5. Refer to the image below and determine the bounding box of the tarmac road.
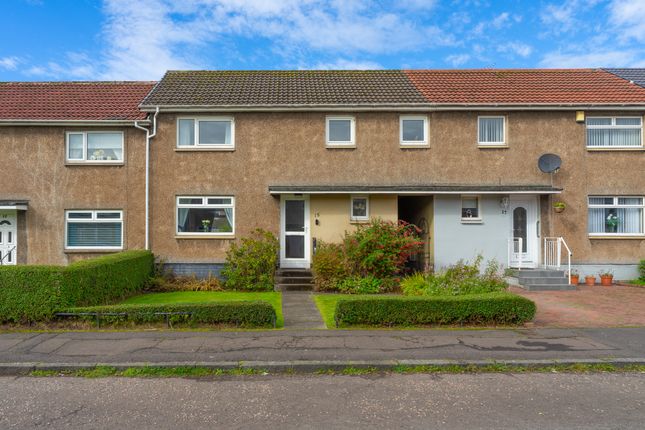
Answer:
[1,372,644,429]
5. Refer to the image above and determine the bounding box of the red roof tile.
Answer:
[0,81,156,121]
[404,69,645,105]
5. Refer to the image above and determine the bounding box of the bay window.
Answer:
[588,196,644,236]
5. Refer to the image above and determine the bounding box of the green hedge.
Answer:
[0,250,153,323]
[334,293,536,327]
[60,301,276,328]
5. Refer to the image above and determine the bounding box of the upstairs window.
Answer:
[65,210,123,249]
[177,117,234,149]
[586,117,642,148]
[176,196,235,235]
[588,196,644,236]
[350,195,369,221]
[326,116,355,147]
[478,116,505,146]
[400,115,428,146]
[66,132,124,163]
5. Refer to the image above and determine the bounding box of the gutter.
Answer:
[134,107,159,250]
[0,119,150,126]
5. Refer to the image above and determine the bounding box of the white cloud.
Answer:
[0,56,21,71]
[539,50,645,68]
[497,42,532,58]
[490,12,510,29]
[540,0,602,35]
[609,0,645,42]
[445,54,470,67]
[308,59,383,70]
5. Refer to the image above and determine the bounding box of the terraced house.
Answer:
[1,69,644,282]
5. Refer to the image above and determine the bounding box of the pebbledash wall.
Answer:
[2,126,147,265]
[147,110,644,280]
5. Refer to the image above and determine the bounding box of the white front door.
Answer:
[0,210,17,265]
[509,196,539,268]
[280,195,310,268]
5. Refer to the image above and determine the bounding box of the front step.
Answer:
[275,268,313,292]
[515,268,576,291]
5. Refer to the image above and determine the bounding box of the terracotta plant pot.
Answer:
[554,206,565,213]
[570,274,579,285]
[584,276,596,286]
[600,275,613,287]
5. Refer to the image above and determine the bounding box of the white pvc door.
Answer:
[0,210,17,265]
[280,196,310,268]
[509,196,538,268]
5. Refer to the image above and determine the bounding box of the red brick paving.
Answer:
[511,284,645,327]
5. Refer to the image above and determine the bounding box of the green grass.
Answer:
[28,363,645,378]
[628,279,645,286]
[123,291,283,328]
[314,294,378,328]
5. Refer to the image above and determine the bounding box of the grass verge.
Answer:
[28,363,645,378]
[122,291,284,328]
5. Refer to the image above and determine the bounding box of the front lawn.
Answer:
[314,294,376,328]
[123,292,284,328]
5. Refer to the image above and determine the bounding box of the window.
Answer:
[177,117,234,149]
[461,196,481,221]
[65,210,123,249]
[176,196,235,235]
[586,117,642,148]
[66,132,124,163]
[478,116,505,146]
[326,116,355,147]
[400,115,428,146]
[350,196,369,221]
[588,196,644,236]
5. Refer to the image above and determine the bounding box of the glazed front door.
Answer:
[509,196,538,268]
[0,211,17,265]
[280,196,310,268]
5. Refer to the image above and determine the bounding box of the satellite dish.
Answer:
[538,153,561,173]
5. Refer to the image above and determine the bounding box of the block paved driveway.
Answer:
[512,284,645,327]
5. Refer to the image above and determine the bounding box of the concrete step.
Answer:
[275,276,313,285]
[519,276,570,286]
[520,283,576,291]
[276,269,313,277]
[275,283,314,292]
[516,270,566,279]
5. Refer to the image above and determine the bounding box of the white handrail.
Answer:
[544,237,572,284]
[0,245,16,265]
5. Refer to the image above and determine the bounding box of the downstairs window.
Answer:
[65,210,123,249]
[588,196,644,236]
[176,196,235,235]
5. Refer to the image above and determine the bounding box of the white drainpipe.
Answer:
[134,106,159,250]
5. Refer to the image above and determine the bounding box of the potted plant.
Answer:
[606,213,619,233]
[200,219,212,232]
[584,274,596,286]
[569,270,579,285]
[599,270,614,287]
[553,201,566,213]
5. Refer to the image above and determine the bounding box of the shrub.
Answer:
[222,229,279,291]
[334,293,536,327]
[337,275,383,294]
[343,219,423,279]
[0,250,153,323]
[61,301,276,328]
[639,260,645,280]
[401,256,507,297]
[312,242,350,291]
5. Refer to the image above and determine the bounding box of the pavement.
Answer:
[281,291,325,329]
[1,327,645,372]
[2,373,644,429]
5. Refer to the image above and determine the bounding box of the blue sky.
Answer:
[1,0,645,81]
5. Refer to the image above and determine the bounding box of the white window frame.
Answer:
[64,210,124,250]
[587,196,645,237]
[461,195,482,223]
[399,115,429,147]
[65,131,125,163]
[326,116,356,148]
[176,117,235,150]
[585,116,643,149]
[350,195,369,222]
[477,115,506,146]
[176,195,235,236]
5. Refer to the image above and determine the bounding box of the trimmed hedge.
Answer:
[0,250,153,323]
[60,301,276,328]
[334,293,536,327]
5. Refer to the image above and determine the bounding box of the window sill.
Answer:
[400,144,429,149]
[461,218,483,224]
[586,147,644,152]
[478,144,508,149]
[350,219,370,224]
[325,144,356,149]
[64,248,123,254]
[175,234,235,240]
[65,162,125,166]
[589,235,645,240]
[175,147,235,152]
